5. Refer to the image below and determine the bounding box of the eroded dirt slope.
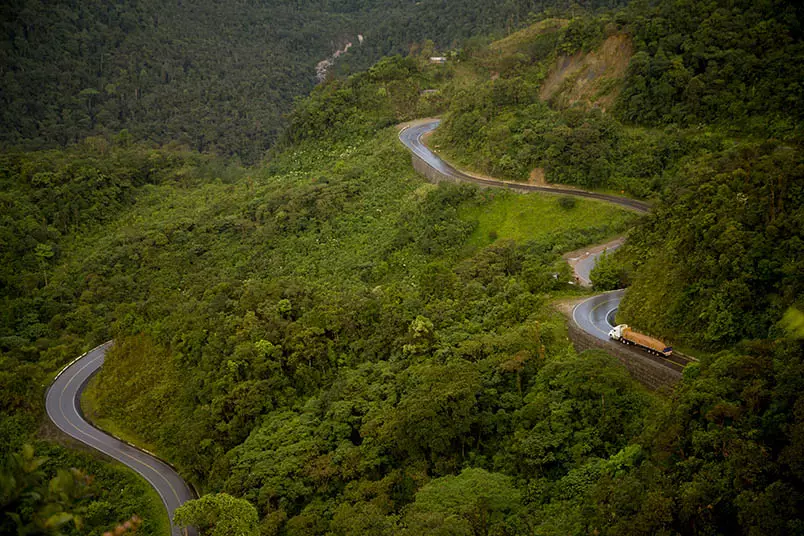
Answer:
[540,34,633,110]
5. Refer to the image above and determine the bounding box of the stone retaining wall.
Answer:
[411,154,461,185]
[567,322,681,391]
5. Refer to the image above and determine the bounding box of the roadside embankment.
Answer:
[566,321,681,391]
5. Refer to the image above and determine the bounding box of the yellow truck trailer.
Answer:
[608,324,673,357]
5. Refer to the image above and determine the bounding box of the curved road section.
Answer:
[46,342,196,536]
[398,119,689,372]
[398,119,643,333]
[572,290,625,341]
[399,119,651,213]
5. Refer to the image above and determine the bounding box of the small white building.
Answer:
[429,56,447,64]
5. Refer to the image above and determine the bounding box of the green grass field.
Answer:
[459,190,635,249]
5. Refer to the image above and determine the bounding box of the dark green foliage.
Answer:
[0,0,627,162]
[616,0,804,137]
[579,341,804,535]
[0,143,199,302]
[2,1,803,533]
[504,350,651,478]
[0,0,351,161]
[0,444,84,535]
[619,142,804,346]
[1,443,167,536]
[557,196,576,210]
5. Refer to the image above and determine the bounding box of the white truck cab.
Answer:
[608,324,626,340]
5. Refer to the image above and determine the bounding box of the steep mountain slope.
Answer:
[2,1,803,534]
[0,0,627,162]
[424,2,803,347]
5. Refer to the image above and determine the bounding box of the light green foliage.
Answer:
[174,493,259,536]
[2,3,803,534]
[404,468,523,534]
[782,308,804,339]
[329,501,398,536]
[437,97,713,195]
[83,336,182,454]
[458,189,634,248]
[589,250,629,290]
[431,19,714,197]
[1,443,166,536]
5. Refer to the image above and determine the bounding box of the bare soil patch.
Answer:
[529,167,547,185]
[539,34,633,110]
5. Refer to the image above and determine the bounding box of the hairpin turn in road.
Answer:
[46,342,196,536]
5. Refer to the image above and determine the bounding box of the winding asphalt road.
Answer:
[43,119,660,535]
[399,119,652,213]
[398,119,649,345]
[572,290,625,341]
[572,240,623,287]
[46,342,196,536]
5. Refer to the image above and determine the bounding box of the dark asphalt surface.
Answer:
[399,119,651,213]
[572,290,625,341]
[46,342,196,536]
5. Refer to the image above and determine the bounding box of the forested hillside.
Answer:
[426,0,803,346]
[433,0,803,191]
[3,55,641,535]
[616,143,804,346]
[1,0,626,162]
[2,0,804,535]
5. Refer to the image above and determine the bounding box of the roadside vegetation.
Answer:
[457,189,634,248]
[1,0,803,534]
[432,0,803,198]
[0,442,169,536]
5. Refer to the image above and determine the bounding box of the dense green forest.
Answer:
[433,0,803,194]
[615,143,804,346]
[0,0,626,162]
[2,0,804,535]
[427,0,804,346]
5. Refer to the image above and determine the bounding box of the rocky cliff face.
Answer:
[316,35,364,82]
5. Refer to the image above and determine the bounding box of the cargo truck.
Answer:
[608,324,673,357]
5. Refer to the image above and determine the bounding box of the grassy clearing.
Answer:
[458,189,635,249]
[489,18,568,54]
[81,374,163,456]
[81,374,172,534]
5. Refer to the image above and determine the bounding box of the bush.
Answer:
[590,251,628,290]
[558,196,577,210]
